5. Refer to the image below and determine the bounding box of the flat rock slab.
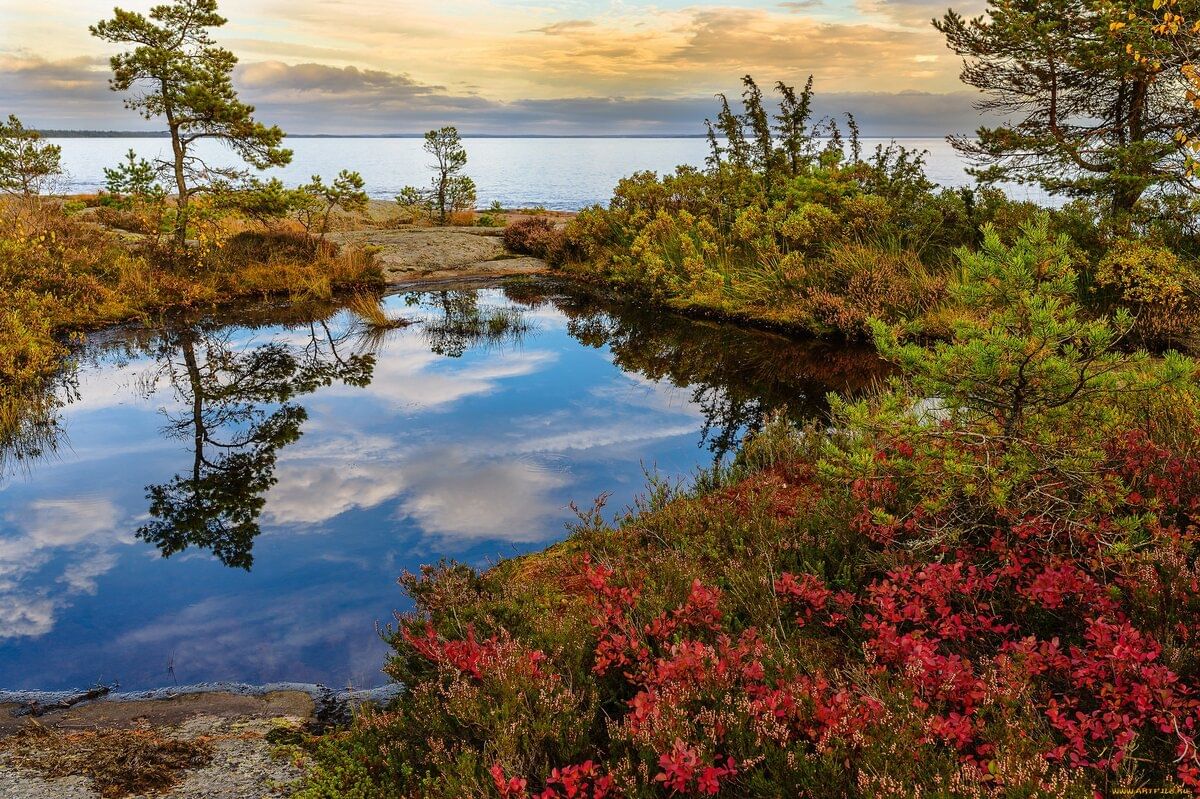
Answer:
[0,714,304,799]
[0,690,314,738]
[0,684,401,798]
[329,227,549,283]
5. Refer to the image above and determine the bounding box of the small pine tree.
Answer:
[873,216,1192,437]
[397,128,476,225]
[0,115,63,198]
[104,149,163,205]
[300,170,369,239]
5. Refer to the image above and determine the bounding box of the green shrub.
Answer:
[1094,239,1200,349]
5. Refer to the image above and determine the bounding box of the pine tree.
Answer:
[0,116,62,198]
[937,0,1200,213]
[91,0,292,248]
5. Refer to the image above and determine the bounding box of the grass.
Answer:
[0,201,384,462]
[346,291,409,330]
[1,723,213,798]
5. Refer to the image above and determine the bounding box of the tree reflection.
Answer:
[138,322,374,569]
[0,373,77,481]
[505,281,889,461]
[408,290,530,357]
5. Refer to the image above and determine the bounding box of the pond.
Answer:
[0,281,884,690]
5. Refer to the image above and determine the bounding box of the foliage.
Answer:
[561,73,1200,349]
[936,0,1200,212]
[504,216,566,263]
[1093,237,1200,349]
[296,170,370,238]
[397,127,476,225]
[0,200,381,471]
[558,76,969,339]
[103,148,163,204]
[101,148,170,240]
[0,115,63,198]
[90,0,292,247]
[300,225,1200,797]
[1118,0,1200,173]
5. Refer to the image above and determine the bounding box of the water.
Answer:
[46,136,1051,211]
[0,282,883,690]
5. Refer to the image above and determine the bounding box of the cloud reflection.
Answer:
[0,495,128,638]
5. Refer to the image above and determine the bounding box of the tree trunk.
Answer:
[168,119,188,249]
[180,335,206,484]
[1112,184,1144,215]
[438,168,448,225]
[1112,78,1151,215]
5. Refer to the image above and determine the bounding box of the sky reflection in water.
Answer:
[0,283,882,690]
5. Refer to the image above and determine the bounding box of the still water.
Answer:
[0,282,883,690]
[47,136,1052,210]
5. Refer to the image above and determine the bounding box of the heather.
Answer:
[297,220,1200,796]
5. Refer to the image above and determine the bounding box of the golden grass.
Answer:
[447,209,477,226]
[0,203,385,455]
[346,292,409,329]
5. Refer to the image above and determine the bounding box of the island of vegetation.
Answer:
[3,0,1200,797]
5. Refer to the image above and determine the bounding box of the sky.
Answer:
[0,0,991,135]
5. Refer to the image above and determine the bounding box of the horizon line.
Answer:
[35,130,955,140]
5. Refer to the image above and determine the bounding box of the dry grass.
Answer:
[1,723,213,797]
[0,201,384,462]
[346,292,409,330]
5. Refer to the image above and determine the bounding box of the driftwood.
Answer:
[16,684,116,717]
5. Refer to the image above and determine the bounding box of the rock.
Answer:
[328,227,550,283]
[0,683,403,798]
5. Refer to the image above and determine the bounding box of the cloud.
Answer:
[0,495,129,638]
[393,446,570,541]
[526,20,597,35]
[0,1,982,134]
[0,596,57,639]
[237,61,448,98]
[856,0,988,28]
[262,360,707,539]
[0,53,115,128]
[0,51,994,135]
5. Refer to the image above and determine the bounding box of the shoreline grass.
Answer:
[0,202,383,458]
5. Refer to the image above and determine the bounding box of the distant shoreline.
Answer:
[39,131,711,139]
[36,131,950,140]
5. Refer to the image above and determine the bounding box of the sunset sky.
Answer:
[0,0,990,134]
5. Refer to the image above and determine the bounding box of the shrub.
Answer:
[219,229,339,268]
[504,217,567,264]
[802,244,943,337]
[300,223,1200,797]
[1094,239,1200,349]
